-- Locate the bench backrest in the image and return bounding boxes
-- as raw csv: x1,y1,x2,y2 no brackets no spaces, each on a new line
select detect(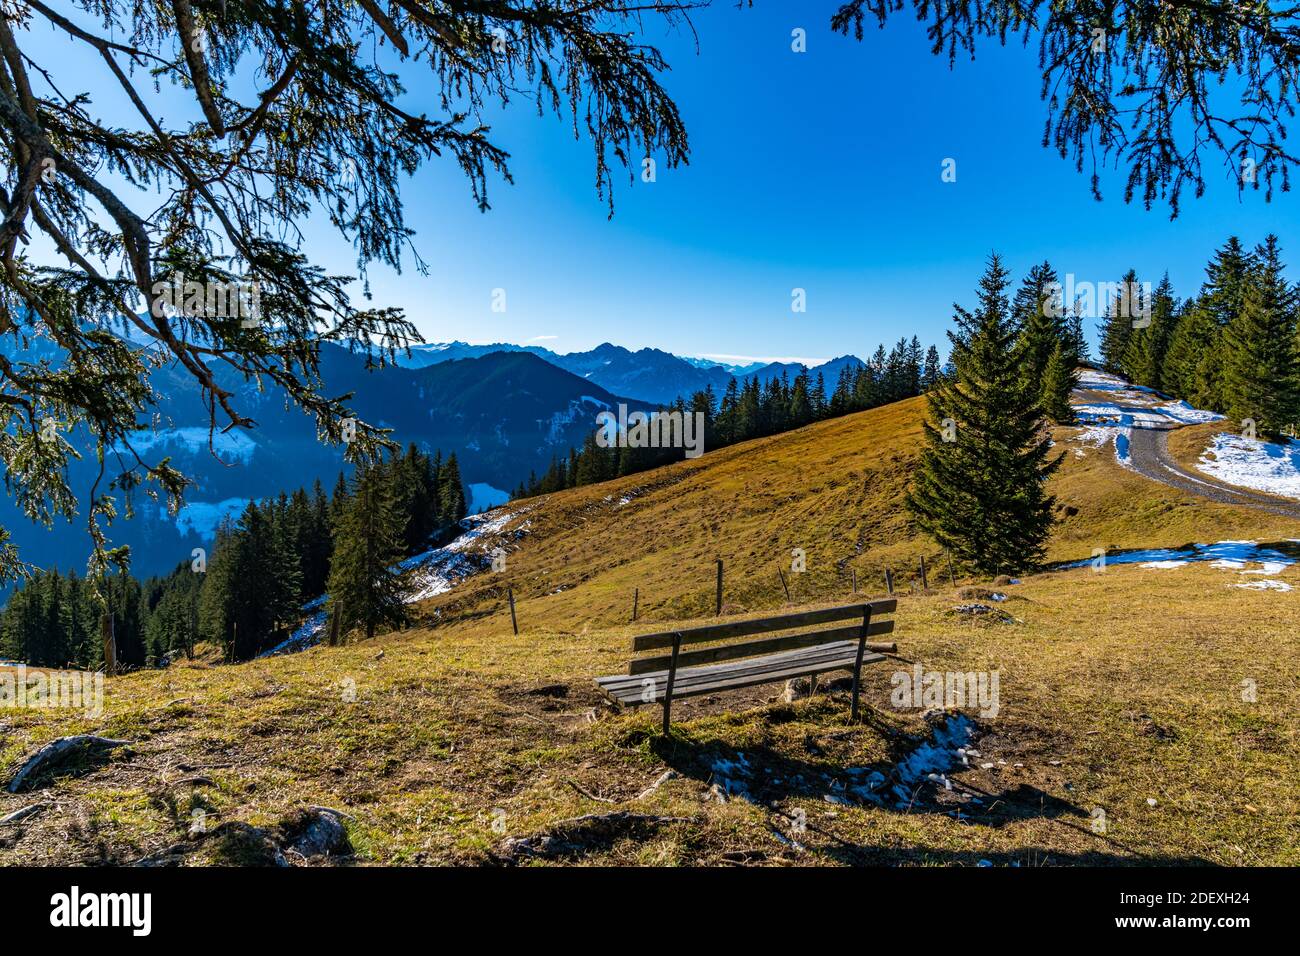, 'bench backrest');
627,600,896,675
